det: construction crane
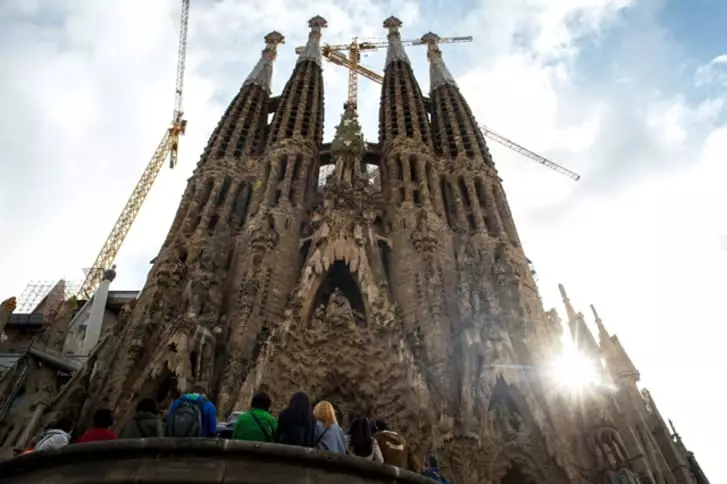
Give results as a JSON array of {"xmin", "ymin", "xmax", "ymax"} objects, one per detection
[
  {"xmin": 76, "ymin": 0, "xmax": 190, "ymax": 299},
  {"xmin": 296, "ymin": 36, "xmax": 472, "ymax": 111},
  {"xmin": 298, "ymin": 38, "xmax": 581, "ymax": 182}
]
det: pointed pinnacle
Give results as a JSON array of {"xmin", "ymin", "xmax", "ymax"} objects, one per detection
[
  {"xmin": 590, "ymin": 304, "xmax": 601, "ymax": 322},
  {"xmin": 383, "ymin": 16, "xmax": 402, "ymax": 34},
  {"xmin": 264, "ymin": 31, "xmax": 285, "ymax": 46},
  {"xmin": 421, "ymin": 32, "xmax": 440, "ymax": 45},
  {"xmin": 421, "ymin": 32, "xmax": 441, "ymax": 58},
  {"xmin": 308, "ymin": 15, "xmax": 328, "ymax": 31}
]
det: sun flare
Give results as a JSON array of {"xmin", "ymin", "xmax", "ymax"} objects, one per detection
[{"xmin": 549, "ymin": 349, "xmax": 601, "ymax": 391}]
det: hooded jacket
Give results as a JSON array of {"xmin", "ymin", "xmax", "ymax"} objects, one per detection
[
  {"xmin": 119, "ymin": 411, "xmax": 163, "ymax": 439},
  {"xmin": 374, "ymin": 429, "xmax": 410, "ymax": 468},
  {"xmin": 35, "ymin": 429, "xmax": 71, "ymax": 451},
  {"xmin": 165, "ymin": 393, "xmax": 217, "ymax": 437}
]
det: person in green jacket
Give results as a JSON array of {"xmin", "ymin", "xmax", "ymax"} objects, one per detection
[{"xmin": 232, "ymin": 392, "xmax": 277, "ymax": 443}]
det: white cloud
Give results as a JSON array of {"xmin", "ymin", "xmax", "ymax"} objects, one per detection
[
  {"xmin": 0, "ymin": 0, "xmax": 724, "ymax": 480},
  {"xmin": 695, "ymin": 53, "xmax": 727, "ymax": 87}
]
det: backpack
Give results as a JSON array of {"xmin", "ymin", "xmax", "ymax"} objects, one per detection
[{"xmin": 167, "ymin": 397, "xmax": 205, "ymax": 437}]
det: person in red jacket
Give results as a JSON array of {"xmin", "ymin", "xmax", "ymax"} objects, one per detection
[{"xmin": 78, "ymin": 409, "xmax": 117, "ymax": 443}]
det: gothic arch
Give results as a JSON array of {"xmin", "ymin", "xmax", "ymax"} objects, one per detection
[
  {"xmin": 487, "ymin": 377, "xmax": 533, "ymax": 421},
  {"xmin": 309, "ymin": 260, "xmax": 367, "ymax": 326},
  {"xmin": 296, "ymin": 240, "xmax": 381, "ymax": 327}
]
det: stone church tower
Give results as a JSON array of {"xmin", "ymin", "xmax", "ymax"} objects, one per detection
[{"xmin": 19, "ymin": 15, "xmax": 707, "ymax": 484}]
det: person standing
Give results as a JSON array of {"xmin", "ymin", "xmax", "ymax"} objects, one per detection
[
  {"xmin": 312, "ymin": 400, "xmax": 346, "ymax": 453},
  {"xmin": 347, "ymin": 417, "xmax": 384, "ymax": 463},
  {"xmin": 372, "ymin": 420, "xmax": 418, "ymax": 470},
  {"xmin": 232, "ymin": 392, "xmax": 277, "ymax": 443},
  {"xmin": 165, "ymin": 384, "xmax": 217, "ymax": 438},
  {"xmin": 119, "ymin": 398, "xmax": 163, "ymax": 439},
  {"xmin": 276, "ymin": 392, "xmax": 316, "ymax": 447},
  {"xmin": 78, "ymin": 409, "xmax": 117, "ymax": 443},
  {"xmin": 34, "ymin": 417, "xmax": 74, "ymax": 451}
]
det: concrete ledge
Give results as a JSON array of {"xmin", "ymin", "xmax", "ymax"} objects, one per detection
[{"xmin": 0, "ymin": 438, "xmax": 433, "ymax": 483}]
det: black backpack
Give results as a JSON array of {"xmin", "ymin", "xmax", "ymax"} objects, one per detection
[{"xmin": 167, "ymin": 398, "xmax": 205, "ymax": 437}]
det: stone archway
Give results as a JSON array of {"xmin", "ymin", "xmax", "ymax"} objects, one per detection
[{"xmin": 309, "ymin": 260, "xmax": 367, "ymax": 327}]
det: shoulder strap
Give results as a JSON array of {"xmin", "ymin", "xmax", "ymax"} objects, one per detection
[
  {"xmin": 249, "ymin": 411, "xmax": 273, "ymax": 442},
  {"xmin": 312, "ymin": 427, "xmax": 329, "ymax": 448}
]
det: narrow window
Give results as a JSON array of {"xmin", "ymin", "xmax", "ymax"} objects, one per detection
[
  {"xmin": 216, "ymin": 176, "xmax": 232, "ymax": 207},
  {"xmin": 199, "ymin": 178, "xmax": 214, "ymax": 208},
  {"xmin": 440, "ymin": 175, "xmax": 455, "ymax": 229}
]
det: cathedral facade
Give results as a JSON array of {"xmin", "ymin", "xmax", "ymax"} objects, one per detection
[{"xmin": 2, "ymin": 15, "xmax": 708, "ymax": 484}]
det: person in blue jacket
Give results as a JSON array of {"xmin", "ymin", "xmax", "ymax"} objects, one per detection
[{"xmin": 165, "ymin": 384, "xmax": 218, "ymax": 437}]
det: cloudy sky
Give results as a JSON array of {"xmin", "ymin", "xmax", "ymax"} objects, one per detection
[{"xmin": 1, "ymin": 0, "xmax": 724, "ymax": 478}]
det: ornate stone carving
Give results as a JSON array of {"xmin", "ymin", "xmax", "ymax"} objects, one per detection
[{"xmin": 410, "ymin": 210, "xmax": 439, "ymax": 254}]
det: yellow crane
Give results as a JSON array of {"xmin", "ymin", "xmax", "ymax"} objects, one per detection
[
  {"xmin": 296, "ymin": 36, "xmax": 472, "ymax": 112},
  {"xmin": 77, "ymin": 0, "xmax": 190, "ymax": 299},
  {"xmin": 298, "ymin": 37, "xmax": 581, "ymax": 181}
]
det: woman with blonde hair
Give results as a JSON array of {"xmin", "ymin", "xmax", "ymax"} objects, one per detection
[{"xmin": 312, "ymin": 400, "xmax": 346, "ymax": 453}]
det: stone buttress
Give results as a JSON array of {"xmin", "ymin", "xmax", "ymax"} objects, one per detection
[{"xmin": 216, "ymin": 16, "xmax": 327, "ymax": 415}]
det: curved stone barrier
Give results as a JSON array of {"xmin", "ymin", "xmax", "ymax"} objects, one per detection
[{"xmin": 0, "ymin": 438, "xmax": 434, "ymax": 483}]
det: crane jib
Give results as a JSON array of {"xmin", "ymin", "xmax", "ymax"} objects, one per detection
[
  {"xmin": 299, "ymin": 36, "xmax": 581, "ymax": 182},
  {"xmin": 77, "ymin": 0, "xmax": 190, "ymax": 298}
]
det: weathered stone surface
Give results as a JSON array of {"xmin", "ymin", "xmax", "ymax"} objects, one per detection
[{"xmin": 0, "ymin": 439, "xmax": 434, "ymax": 484}]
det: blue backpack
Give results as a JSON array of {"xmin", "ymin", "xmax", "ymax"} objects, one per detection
[{"xmin": 167, "ymin": 397, "xmax": 205, "ymax": 437}]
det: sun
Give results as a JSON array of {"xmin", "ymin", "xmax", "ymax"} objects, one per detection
[{"xmin": 548, "ymin": 349, "xmax": 601, "ymax": 392}]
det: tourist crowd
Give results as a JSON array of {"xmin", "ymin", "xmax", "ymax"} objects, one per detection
[{"xmin": 26, "ymin": 385, "xmax": 450, "ymax": 483}]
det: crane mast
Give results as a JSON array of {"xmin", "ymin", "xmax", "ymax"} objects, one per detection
[
  {"xmin": 170, "ymin": 0, "xmax": 190, "ymax": 170},
  {"xmin": 77, "ymin": 0, "xmax": 190, "ymax": 299},
  {"xmin": 297, "ymin": 36, "xmax": 580, "ymax": 181},
  {"xmin": 298, "ymin": 36, "xmax": 472, "ymax": 111}
]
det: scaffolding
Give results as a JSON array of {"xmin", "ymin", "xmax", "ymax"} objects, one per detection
[{"xmin": 15, "ymin": 280, "xmax": 81, "ymax": 314}]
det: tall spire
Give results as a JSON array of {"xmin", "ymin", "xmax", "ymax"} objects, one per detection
[
  {"xmin": 200, "ymin": 32, "xmax": 285, "ymax": 162},
  {"xmin": 297, "ymin": 15, "xmax": 327, "ymax": 66},
  {"xmin": 422, "ymin": 30, "xmax": 491, "ymax": 166},
  {"xmin": 383, "ymin": 16, "xmax": 411, "ymax": 67},
  {"xmin": 559, "ymin": 284, "xmax": 598, "ymax": 353},
  {"xmin": 421, "ymin": 32, "xmax": 457, "ymax": 91},
  {"xmin": 243, "ymin": 31, "xmax": 285, "ymax": 93},
  {"xmin": 558, "ymin": 284, "xmax": 578, "ymax": 323},
  {"xmin": 378, "ymin": 16, "xmax": 431, "ymax": 152},
  {"xmin": 590, "ymin": 304, "xmax": 611, "ymax": 343},
  {"xmin": 266, "ymin": 16, "xmax": 326, "ymax": 146}
]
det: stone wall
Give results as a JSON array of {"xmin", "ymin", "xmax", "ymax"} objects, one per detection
[{"xmin": 0, "ymin": 439, "xmax": 433, "ymax": 484}]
